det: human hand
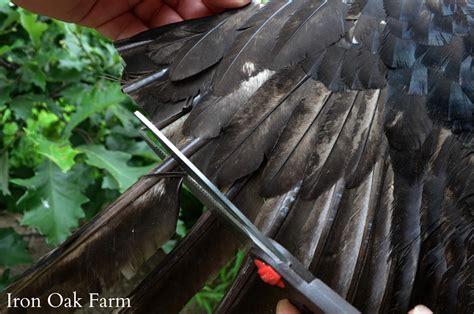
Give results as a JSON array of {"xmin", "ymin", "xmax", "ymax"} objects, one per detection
[
  {"xmin": 12, "ymin": 0, "xmax": 250, "ymax": 40},
  {"xmin": 275, "ymin": 299, "xmax": 434, "ymax": 314}
]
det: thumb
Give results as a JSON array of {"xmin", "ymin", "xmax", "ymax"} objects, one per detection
[{"xmin": 276, "ymin": 299, "xmax": 301, "ymax": 314}]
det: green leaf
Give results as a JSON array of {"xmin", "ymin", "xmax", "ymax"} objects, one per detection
[
  {"xmin": 0, "ymin": 0, "xmax": 11, "ymax": 10},
  {"xmin": 162, "ymin": 240, "xmax": 177, "ymax": 254},
  {"xmin": 26, "ymin": 130, "xmax": 78, "ymax": 172},
  {"xmin": 21, "ymin": 64, "xmax": 46, "ymax": 91},
  {"xmin": 10, "ymin": 94, "xmax": 34, "ymax": 120},
  {"xmin": 12, "ymin": 162, "xmax": 88, "ymax": 244},
  {"xmin": 176, "ymin": 219, "xmax": 187, "ymax": 238},
  {"xmin": 0, "ymin": 151, "xmax": 10, "ymax": 195},
  {"xmin": 0, "ymin": 84, "xmax": 11, "ymax": 107},
  {"xmin": 101, "ymin": 174, "xmax": 119, "ymax": 190},
  {"xmin": 0, "ymin": 228, "xmax": 32, "ymax": 267},
  {"xmin": 0, "ymin": 269, "xmax": 11, "ymax": 291},
  {"xmin": 109, "ymin": 104, "xmax": 136, "ymax": 130},
  {"xmin": 68, "ymin": 163, "xmax": 95, "ymax": 191},
  {"xmin": 78, "ymin": 145, "xmax": 153, "ymax": 192},
  {"xmin": 26, "ymin": 110, "xmax": 59, "ymax": 133},
  {"xmin": 58, "ymin": 58, "xmax": 86, "ymax": 71},
  {"xmin": 19, "ymin": 10, "xmax": 48, "ymax": 45},
  {"xmin": 1, "ymin": 108, "xmax": 11, "ymax": 124},
  {"xmin": 0, "ymin": 8, "xmax": 19, "ymax": 34},
  {"xmin": 106, "ymin": 134, "xmax": 159, "ymax": 161},
  {"xmin": 64, "ymin": 83, "xmax": 126, "ymax": 136},
  {"xmin": 2, "ymin": 121, "xmax": 18, "ymax": 146}
]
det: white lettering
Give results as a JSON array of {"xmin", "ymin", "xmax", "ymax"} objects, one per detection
[
  {"xmin": 88, "ymin": 294, "xmax": 131, "ymax": 308},
  {"xmin": 89, "ymin": 293, "xmax": 99, "ymax": 308},
  {"xmin": 47, "ymin": 293, "xmax": 63, "ymax": 308},
  {"xmin": 6, "ymin": 294, "xmax": 41, "ymax": 308},
  {"xmin": 72, "ymin": 291, "xmax": 82, "ymax": 307}
]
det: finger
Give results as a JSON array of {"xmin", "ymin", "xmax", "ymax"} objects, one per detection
[
  {"xmin": 407, "ymin": 305, "xmax": 433, "ymax": 314},
  {"xmin": 12, "ymin": 0, "xmax": 95, "ymax": 22},
  {"xmin": 276, "ymin": 299, "xmax": 301, "ymax": 314},
  {"xmin": 173, "ymin": 0, "xmax": 215, "ymax": 19},
  {"xmin": 95, "ymin": 13, "xmax": 148, "ymax": 40},
  {"xmin": 134, "ymin": 0, "xmax": 166, "ymax": 25},
  {"xmin": 202, "ymin": 0, "xmax": 251, "ymax": 11},
  {"xmin": 148, "ymin": 4, "xmax": 184, "ymax": 28},
  {"xmin": 78, "ymin": 0, "xmax": 143, "ymax": 28}
]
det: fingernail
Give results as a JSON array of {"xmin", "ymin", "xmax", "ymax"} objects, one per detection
[
  {"xmin": 277, "ymin": 299, "xmax": 286, "ymax": 311},
  {"xmin": 230, "ymin": 0, "xmax": 251, "ymax": 5},
  {"xmin": 277, "ymin": 299, "xmax": 299, "ymax": 314},
  {"xmin": 276, "ymin": 299, "xmax": 290, "ymax": 313},
  {"xmin": 411, "ymin": 305, "xmax": 433, "ymax": 314}
]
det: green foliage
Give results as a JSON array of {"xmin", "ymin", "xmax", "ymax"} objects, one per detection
[
  {"xmin": 0, "ymin": 228, "xmax": 32, "ymax": 266},
  {"xmin": 11, "ymin": 161, "xmax": 89, "ymax": 244},
  {"xmin": 26, "ymin": 129, "xmax": 79, "ymax": 172},
  {"xmin": 0, "ymin": 269, "xmax": 11, "ymax": 291},
  {"xmin": 0, "ymin": 3, "xmax": 157, "ymax": 247},
  {"xmin": 0, "ymin": 227, "xmax": 30, "ymax": 289},
  {"xmin": 19, "ymin": 10, "xmax": 47, "ymax": 46},
  {"xmin": 0, "ymin": 151, "xmax": 9, "ymax": 195},
  {"xmin": 79, "ymin": 145, "xmax": 153, "ymax": 193}
]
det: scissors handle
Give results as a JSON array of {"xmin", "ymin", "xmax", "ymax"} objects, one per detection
[{"xmin": 249, "ymin": 240, "xmax": 360, "ymax": 314}]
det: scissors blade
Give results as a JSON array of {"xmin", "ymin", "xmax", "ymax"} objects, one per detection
[{"xmin": 134, "ymin": 111, "xmax": 289, "ymax": 264}]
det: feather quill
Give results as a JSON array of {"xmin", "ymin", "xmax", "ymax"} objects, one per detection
[
  {"xmin": 169, "ymin": 6, "xmax": 256, "ymax": 81},
  {"xmin": 272, "ymin": 0, "xmax": 349, "ymax": 67},
  {"xmin": 210, "ymin": 67, "xmax": 309, "ymax": 186},
  {"xmin": 212, "ymin": 0, "xmax": 294, "ymax": 95}
]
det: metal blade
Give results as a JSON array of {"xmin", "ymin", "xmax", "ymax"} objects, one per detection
[{"xmin": 134, "ymin": 111, "xmax": 289, "ymax": 264}]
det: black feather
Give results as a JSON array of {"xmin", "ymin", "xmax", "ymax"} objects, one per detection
[
  {"xmin": 182, "ymin": 68, "xmax": 276, "ymax": 139},
  {"xmin": 299, "ymin": 89, "xmax": 360, "ymax": 198},
  {"xmin": 212, "ymin": 0, "xmax": 294, "ymax": 95},
  {"xmin": 272, "ymin": 0, "xmax": 349, "ymax": 67},
  {"xmin": 168, "ymin": 7, "xmax": 256, "ymax": 81},
  {"xmin": 210, "ymin": 67, "xmax": 309, "ymax": 186},
  {"xmin": 260, "ymin": 80, "xmax": 333, "ymax": 196}
]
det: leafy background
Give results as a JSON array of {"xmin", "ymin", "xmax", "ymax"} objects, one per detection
[{"xmin": 0, "ymin": 2, "xmax": 241, "ymax": 312}]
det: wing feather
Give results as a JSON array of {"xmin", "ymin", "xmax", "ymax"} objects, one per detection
[
  {"xmin": 0, "ymin": 176, "xmax": 183, "ymax": 309},
  {"xmin": 5, "ymin": 1, "xmax": 473, "ymax": 313}
]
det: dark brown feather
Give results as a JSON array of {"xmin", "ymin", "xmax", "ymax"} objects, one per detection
[{"xmin": 0, "ymin": 175, "xmax": 183, "ymax": 313}]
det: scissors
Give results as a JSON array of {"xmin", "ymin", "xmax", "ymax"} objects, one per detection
[{"xmin": 135, "ymin": 111, "xmax": 360, "ymax": 314}]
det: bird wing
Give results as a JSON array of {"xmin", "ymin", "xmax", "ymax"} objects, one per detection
[
  {"xmin": 115, "ymin": 0, "xmax": 473, "ymax": 312},
  {"xmin": 2, "ymin": 0, "xmax": 472, "ymax": 313}
]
